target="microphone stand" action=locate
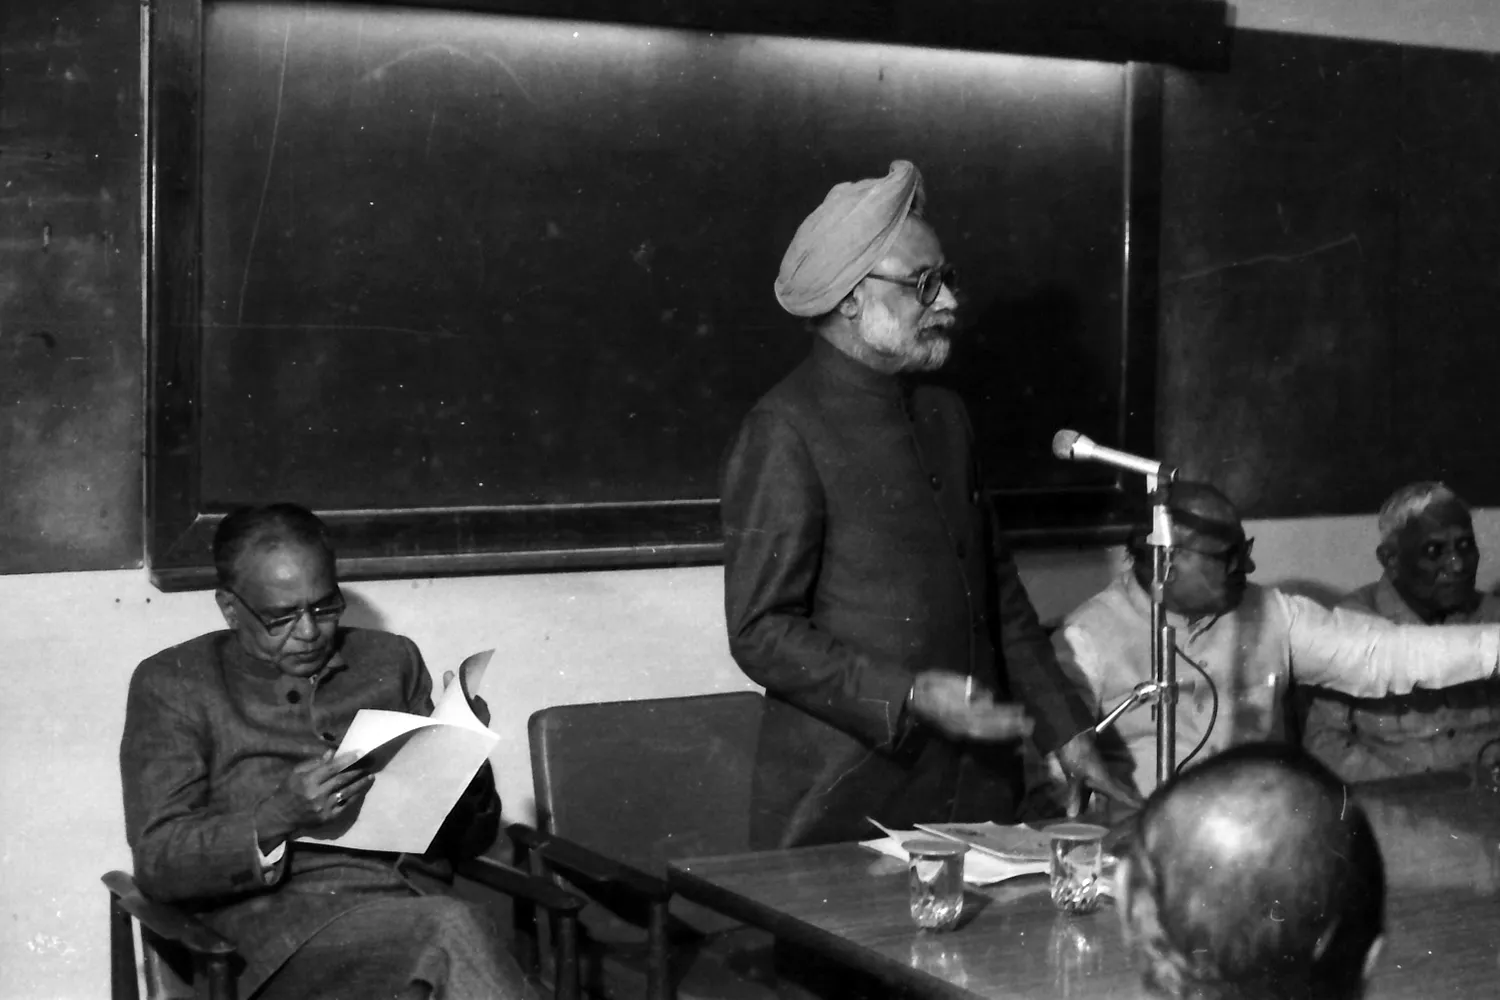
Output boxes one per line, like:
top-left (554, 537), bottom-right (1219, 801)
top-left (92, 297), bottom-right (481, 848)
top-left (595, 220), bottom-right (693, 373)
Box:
top-left (1088, 472), bottom-right (1179, 792)
top-left (1049, 429), bottom-right (1182, 804)
top-left (1146, 473), bottom-right (1178, 788)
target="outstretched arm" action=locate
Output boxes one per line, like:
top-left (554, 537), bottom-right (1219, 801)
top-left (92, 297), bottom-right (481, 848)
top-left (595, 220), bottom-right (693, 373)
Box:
top-left (1285, 593), bottom-right (1500, 697)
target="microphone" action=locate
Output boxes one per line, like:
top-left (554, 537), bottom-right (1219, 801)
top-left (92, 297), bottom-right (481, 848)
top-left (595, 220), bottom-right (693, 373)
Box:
top-left (1051, 429), bottom-right (1175, 480)
top-left (1094, 676), bottom-right (1200, 736)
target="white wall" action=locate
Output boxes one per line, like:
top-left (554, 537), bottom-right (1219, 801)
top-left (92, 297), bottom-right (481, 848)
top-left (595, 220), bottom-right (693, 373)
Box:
top-left (11, 510), bottom-right (1500, 998)
top-left (1236, 0), bottom-right (1500, 52)
top-left (12, 4), bottom-right (1500, 995)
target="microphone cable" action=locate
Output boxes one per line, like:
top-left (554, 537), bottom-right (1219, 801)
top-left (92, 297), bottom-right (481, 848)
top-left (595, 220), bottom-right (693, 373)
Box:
top-left (1172, 644), bottom-right (1219, 774)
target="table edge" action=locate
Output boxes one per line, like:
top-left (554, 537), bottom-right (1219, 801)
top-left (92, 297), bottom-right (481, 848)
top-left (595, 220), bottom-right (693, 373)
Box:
top-left (667, 855), bottom-right (983, 1000)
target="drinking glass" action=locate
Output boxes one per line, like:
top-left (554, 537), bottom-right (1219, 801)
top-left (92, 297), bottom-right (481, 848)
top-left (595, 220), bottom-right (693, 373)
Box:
top-left (905, 839), bottom-right (967, 930)
top-left (1048, 823), bottom-right (1108, 915)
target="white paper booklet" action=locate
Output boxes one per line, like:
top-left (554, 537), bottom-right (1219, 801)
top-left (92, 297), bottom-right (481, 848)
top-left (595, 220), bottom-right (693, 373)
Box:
top-left (295, 649), bottom-right (499, 854)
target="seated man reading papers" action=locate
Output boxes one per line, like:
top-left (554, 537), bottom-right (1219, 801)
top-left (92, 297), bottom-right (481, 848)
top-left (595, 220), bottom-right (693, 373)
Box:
top-left (1118, 743), bottom-right (1384, 1000)
top-left (1052, 481), bottom-right (1500, 795)
top-left (1302, 480), bottom-right (1500, 781)
top-left (120, 503), bottom-right (522, 1000)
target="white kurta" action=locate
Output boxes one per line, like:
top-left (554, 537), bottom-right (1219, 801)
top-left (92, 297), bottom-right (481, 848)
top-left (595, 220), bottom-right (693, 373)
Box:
top-left (1052, 572), bottom-right (1500, 793)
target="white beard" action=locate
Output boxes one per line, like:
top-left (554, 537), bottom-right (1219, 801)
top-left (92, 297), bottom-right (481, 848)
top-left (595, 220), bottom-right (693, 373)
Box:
top-left (856, 296), bottom-right (952, 373)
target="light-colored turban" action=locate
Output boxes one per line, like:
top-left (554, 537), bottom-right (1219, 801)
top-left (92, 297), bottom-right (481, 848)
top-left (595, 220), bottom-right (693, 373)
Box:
top-left (774, 160), bottom-right (926, 317)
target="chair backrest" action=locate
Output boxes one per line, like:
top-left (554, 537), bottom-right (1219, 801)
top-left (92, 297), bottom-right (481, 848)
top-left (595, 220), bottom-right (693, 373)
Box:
top-left (530, 692), bottom-right (763, 877)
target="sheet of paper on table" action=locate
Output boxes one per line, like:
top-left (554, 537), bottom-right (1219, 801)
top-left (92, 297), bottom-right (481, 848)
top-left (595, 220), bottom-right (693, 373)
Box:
top-left (913, 820), bottom-right (1054, 861)
top-left (859, 833), bottom-right (1050, 885)
top-left (860, 827), bottom-right (1117, 897)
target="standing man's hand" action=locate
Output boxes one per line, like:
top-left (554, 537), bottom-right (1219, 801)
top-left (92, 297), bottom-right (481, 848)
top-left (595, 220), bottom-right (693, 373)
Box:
top-left (1054, 731), bottom-right (1144, 811)
top-left (909, 671), bottom-right (1034, 742)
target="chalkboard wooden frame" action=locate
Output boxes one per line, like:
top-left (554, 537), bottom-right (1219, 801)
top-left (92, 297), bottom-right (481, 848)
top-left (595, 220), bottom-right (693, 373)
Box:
top-left (147, 0), bottom-right (1219, 591)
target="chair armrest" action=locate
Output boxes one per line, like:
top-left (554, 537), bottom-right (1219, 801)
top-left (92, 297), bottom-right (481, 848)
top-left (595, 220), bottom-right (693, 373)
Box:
top-left (507, 823), bottom-right (671, 902)
top-left (101, 871), bottom-right (236, 956)
top-left (454, 856), bottom-right (585, 915)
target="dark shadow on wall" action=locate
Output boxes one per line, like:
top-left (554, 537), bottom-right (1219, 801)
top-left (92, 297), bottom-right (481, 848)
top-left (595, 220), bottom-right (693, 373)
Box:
top-left (337, 587), bottom-right (390, 632)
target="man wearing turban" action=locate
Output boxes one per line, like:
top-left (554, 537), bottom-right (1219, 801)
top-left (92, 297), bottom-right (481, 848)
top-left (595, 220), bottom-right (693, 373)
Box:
top-left (721, 161), bottom-right (1136, 849)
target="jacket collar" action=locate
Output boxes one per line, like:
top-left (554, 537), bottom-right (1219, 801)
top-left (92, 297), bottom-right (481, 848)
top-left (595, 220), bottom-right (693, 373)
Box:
top-left (1371, 574), bottom-right (1486, 625)
top-left (1369, 576), bottom-right (1424, 624)
top-left (218, 628), bottom-right (350, 682)
top-left (810, 335), bottom-right (907, 402)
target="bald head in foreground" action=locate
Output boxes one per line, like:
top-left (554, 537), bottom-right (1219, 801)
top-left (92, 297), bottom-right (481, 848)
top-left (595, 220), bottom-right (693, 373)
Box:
top-left (1119, 743), bottom-right (1385, 1000)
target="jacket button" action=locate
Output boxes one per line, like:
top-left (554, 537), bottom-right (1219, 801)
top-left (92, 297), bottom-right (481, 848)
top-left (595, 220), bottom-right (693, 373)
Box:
top-left (955, 542), bottom-right (967, 559)
top-left (929, 475), bottom-right (941, 490)
top-left (286, 690), bottom-right (301, 704)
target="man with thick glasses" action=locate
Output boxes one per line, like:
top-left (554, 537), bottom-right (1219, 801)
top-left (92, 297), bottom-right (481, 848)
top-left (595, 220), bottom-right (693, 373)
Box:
top-left (1052, 481), bottom-right (1500, 796)
top-left (721, 160), bottom-right (1136, 851)
top-left (1302, 481), bottom-right (1500, 782)
top-left (120, 503), bottom-right (521, 1000)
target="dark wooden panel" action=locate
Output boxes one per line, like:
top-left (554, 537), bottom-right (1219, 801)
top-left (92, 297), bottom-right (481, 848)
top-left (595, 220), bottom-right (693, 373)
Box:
top-left (1395, 45), bottom-right (1500, 499)
top-left (0, 0), bottom-right (144, 573)
top-left (1157, 30), bottom-right (1402, 516)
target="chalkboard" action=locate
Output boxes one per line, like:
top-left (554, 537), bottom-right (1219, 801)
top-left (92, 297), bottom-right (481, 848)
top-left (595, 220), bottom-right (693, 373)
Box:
top-left (1156, 31), bottom-right (1500, 519)
top-left (148, 0), bottom-right (1224, 589)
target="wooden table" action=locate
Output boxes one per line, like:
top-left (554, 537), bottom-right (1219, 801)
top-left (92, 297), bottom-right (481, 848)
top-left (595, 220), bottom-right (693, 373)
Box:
top-left (668, 774), bottom-right (1500, 999)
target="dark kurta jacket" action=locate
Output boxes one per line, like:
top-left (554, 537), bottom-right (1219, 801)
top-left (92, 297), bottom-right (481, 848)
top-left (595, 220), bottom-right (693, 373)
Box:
top-left (120, 628), bottom-right (498, 996)
top-left (721, 337), bottom-right (1093, 847)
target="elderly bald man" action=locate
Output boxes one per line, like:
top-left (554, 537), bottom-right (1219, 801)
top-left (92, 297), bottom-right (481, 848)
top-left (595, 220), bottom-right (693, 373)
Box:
top-left (1303, 481), bottom-right (1500, 782)
top-left (1118, 743), bottom-right (1385, 1000)
top-left (720, 160), bottom-right (1134, 849)
top-left (1054, 480), bottom-right (1500, 796)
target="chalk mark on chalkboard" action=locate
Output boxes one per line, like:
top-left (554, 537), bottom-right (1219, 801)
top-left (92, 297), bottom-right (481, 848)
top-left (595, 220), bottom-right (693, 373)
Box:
top-left (1163, 233), bottom-right (1362, 287)
top-left (203, 322), bottom-right (464, 339)
top-left (360, 44), bottom-right (535, 107)
top-left (237, 20), bottom-right (291, 326)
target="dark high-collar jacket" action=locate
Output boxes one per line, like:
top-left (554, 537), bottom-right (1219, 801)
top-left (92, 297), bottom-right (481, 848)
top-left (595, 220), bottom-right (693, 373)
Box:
top-left (722, 336), bottom-right (1093, 847)
top-left (120, 628), bottom-right (498, 996)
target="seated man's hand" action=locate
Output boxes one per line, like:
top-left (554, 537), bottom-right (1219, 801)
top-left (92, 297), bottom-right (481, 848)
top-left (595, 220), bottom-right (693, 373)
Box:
top-left (256, 750), bottom-right (375, 846)
top-left (1054, 731), bottom-right (1145, 811)
top-left (910, 671), bottom-right (1035, 743)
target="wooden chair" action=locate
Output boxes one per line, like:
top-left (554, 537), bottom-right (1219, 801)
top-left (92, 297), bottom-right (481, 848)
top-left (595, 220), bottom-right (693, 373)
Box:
top-left (508, 692), bottom-right (778, 1000)
top-left (105, 855), bottom-right (585, 1000)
